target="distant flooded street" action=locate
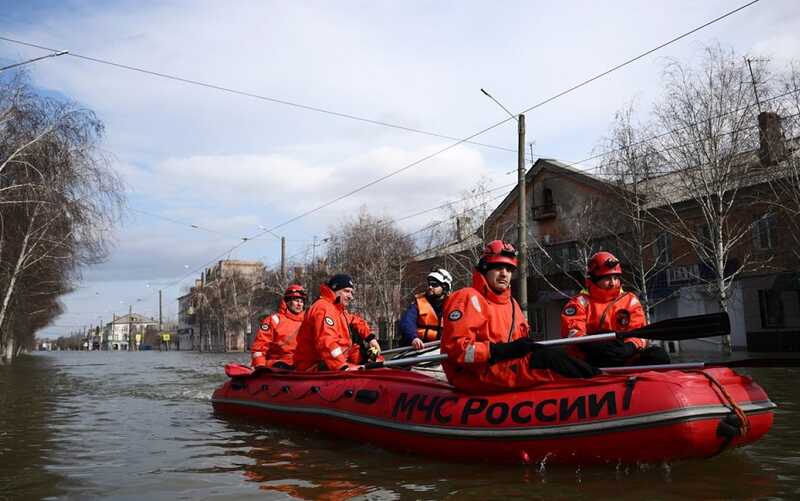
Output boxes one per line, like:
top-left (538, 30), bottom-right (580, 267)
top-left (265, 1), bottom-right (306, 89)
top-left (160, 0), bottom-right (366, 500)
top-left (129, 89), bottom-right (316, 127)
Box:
top-left (1, 351), bottom-right (799, 500)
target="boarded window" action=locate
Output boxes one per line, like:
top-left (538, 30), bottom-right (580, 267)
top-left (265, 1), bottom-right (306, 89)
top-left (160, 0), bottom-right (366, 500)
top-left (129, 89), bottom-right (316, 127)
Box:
top-left (758, 289), bottom-right (784, 328)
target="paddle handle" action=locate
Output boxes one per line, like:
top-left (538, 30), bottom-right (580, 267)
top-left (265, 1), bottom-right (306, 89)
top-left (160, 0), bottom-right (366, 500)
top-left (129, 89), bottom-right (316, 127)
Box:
top-left (381, 340), bottom-right (441, 356)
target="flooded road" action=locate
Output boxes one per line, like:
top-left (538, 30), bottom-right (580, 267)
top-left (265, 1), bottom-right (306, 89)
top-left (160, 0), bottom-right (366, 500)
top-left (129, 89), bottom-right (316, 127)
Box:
top-left (1, 351), bottom-right (798, 500)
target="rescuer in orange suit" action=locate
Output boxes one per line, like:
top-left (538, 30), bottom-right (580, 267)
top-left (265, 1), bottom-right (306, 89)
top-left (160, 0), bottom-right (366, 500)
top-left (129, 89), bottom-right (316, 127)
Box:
top-left (560, 251), bottom-right (671, 367)
top-left (251, 284), bottom-right (307, 370)
top-left (441, 240), bottom-right (598, 393)
top-left (293, 274), bottom-right (381, 371)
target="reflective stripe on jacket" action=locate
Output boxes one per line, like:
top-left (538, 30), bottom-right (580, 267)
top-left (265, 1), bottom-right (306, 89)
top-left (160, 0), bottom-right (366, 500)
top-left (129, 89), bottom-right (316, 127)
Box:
top-left (560, 281), bottom-right (647, 360)
top-left (293, 284), bottom-right (373, 371)
top-left (250, 299), bottom-right (304, 367)
top-left (440, 271), bottom-right (557, 393)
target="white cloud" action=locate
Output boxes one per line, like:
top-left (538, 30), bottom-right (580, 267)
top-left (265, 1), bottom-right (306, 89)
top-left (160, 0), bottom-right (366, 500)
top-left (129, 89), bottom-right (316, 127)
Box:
top-left (5, 0), bottom-right (799, 337)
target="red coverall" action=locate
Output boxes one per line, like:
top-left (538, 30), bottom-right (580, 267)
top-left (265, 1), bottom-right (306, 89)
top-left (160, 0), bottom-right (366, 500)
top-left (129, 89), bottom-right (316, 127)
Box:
top-left (441, 271), bottom-right (559, 393)
top-left (560, 281), bottom-right (647, 360)
top-left (293, 284), bottom-right (374, 371)
top-left (251, 299), bottom-right (304, 368)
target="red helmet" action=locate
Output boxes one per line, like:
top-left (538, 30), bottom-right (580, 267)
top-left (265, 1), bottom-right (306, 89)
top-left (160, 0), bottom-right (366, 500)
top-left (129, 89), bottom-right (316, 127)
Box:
top-left (284, 284), bottom-right (307, 301)
top-left (587, 251), bottom-right (622, 278)
top-left (479, 240), bottom-right (518, 269)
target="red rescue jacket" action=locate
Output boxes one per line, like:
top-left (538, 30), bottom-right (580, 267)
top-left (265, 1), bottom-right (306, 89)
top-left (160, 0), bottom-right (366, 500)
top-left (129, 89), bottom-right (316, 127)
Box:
top-left (293, 284), bottom-right (373, 371)
top-left (560, 280), bottom-right (647, 360)
top-left (251, 299), bottom-right (305, 368)
top-left (441, 271), bottom-right (558, 393)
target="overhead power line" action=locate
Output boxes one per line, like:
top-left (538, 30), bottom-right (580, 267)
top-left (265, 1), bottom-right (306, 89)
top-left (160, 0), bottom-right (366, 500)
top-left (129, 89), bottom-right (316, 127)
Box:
top-left (0, 35), bottom-right (527, 157)
top-left (12, 0), bottom-right (760, 312)
top-left (245, 0), bottom-right (761, 242)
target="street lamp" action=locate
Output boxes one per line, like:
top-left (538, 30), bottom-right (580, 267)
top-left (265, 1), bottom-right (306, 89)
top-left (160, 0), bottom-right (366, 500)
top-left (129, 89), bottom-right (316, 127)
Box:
top-left (0, 51), bottom-right (69, 72)
top-left (480, 88), bottom-right (528, 318)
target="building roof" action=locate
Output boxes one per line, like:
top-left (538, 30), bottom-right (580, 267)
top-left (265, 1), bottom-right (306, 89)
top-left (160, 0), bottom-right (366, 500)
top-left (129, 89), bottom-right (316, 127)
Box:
top-left (109, 313), bottom-right (157, 325)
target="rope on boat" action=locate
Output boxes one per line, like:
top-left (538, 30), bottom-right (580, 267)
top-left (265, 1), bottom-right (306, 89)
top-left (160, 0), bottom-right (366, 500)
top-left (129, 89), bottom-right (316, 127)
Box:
top-left (696, 370), bottom-right (751, 436)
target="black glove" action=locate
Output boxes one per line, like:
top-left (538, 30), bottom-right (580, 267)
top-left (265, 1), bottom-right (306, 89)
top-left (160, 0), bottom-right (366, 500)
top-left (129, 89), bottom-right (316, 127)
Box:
top-left (529, 347), bottom-right (599, 378)
top-left (581, 340), bottom-right (637, 367)
top-left (488, 338), bottom-right (535, 365)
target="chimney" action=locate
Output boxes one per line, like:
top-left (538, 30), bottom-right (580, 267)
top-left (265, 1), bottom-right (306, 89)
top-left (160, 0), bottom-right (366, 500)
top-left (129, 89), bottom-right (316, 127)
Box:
top-left (455, 216), bottom-right (471, 242)
top-left (758, 111), bottom-right (786, 166)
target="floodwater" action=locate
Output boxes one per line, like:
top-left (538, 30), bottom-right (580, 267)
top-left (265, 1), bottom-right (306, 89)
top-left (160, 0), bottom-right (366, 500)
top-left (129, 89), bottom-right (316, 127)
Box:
top-left (1, 351), bottom-right (798, 500)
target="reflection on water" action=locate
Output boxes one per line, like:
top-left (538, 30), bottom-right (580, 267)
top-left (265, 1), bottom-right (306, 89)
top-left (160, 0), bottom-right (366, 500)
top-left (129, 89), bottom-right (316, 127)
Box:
top-left (0, 352), bottom-right (798, 500)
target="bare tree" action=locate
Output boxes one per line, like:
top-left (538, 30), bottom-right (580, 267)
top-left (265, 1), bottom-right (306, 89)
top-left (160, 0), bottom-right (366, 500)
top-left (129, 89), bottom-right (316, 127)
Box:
top-left (194, 267), bottom-right (264, 352)
top-left (325, 208), bottom-right (414, 344)
top-left (765, 62), bottom-right (800, 263)
top-left (0, 72), bottom-right (124, 363)
top-left (647, 46), bottom-right (771, 351)
top-left (598, 103), bottom-right (682, 320)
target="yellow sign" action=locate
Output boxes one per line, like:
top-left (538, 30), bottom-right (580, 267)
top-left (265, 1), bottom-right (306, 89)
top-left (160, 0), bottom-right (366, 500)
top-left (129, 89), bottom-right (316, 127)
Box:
top-left (161, 333), bottom-right (171, 341)
top-left (135, 334), bottom-right (142, 342)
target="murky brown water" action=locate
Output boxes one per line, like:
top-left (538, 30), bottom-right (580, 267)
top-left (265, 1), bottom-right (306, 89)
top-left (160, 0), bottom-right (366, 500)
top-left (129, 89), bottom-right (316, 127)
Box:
top-left (1, 351), bottom-right (798, 500)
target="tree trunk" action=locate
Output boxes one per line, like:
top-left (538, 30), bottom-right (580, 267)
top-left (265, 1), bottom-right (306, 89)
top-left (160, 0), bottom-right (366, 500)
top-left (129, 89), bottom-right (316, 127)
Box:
top-left (0, 213), bottom-right (35, 363)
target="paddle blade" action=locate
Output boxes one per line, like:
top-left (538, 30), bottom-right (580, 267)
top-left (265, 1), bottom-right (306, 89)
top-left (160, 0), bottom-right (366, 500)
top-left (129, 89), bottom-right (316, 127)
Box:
top-left (706, 356), bottom-right (800, 369)
top-left (225, 363), bottom-right (254, 378)
top-left (622, 312), bottom-right (730, 342)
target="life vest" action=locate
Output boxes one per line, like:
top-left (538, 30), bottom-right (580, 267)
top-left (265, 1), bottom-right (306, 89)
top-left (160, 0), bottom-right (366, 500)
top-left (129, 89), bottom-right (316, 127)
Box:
top-left (415, 293), bottom-right (441, 341)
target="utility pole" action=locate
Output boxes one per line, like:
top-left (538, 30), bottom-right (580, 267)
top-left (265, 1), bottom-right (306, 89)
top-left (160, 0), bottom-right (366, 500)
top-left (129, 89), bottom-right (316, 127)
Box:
top-left (311, 235), bottom-right (317, 279)
top-left (517, 114), bottom-right (528, 318)
top-left (128, 304), bottom-right (133, 351)
top-left (158, 289), bottom-right (163, 331)
top-left (480, 88), bottom-right (528, 317)
top-left (280, 236), bottom-right (287, 282)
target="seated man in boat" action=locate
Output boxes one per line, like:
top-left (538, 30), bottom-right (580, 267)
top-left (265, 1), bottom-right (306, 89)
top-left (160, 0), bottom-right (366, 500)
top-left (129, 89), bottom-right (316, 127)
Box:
top-left (441, 240), bottom-right (598, 393)
top-left (293, 274), bottom-right (381, 371)
top-left (251, 284), bottom-right (307, 370)
top-left (560, 251), bottom-right (670, 367)
top-left (398, 268), bottom-right (453, 350)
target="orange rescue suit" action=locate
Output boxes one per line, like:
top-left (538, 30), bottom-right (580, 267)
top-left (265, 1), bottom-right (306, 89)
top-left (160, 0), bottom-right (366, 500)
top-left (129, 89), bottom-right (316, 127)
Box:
top-left (251, 299), bottom-right (304, 368)
top-left (560, 281), bottom-right (647, 360)
top-left (294, 284), bottom-right (373, 371)
top-left (441, 271), bottom-right (559, 393)
top-left (415, 293), bottom-right (441, 341)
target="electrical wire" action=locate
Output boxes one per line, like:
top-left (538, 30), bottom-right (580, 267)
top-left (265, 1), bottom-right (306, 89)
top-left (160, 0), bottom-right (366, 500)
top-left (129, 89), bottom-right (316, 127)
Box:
top-left (0, 35), bottom-right (528, 158)
top-left (10, 0), bottom-right (762, 319)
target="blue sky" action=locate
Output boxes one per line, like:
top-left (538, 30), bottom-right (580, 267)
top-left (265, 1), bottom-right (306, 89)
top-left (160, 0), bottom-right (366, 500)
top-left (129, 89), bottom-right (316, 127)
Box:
top-left (1, 0), bottom-right (798, 337)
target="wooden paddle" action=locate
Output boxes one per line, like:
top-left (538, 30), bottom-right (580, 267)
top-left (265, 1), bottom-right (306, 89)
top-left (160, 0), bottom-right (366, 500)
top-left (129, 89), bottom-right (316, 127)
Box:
top-left (364, 312), bottom-right (731, 370)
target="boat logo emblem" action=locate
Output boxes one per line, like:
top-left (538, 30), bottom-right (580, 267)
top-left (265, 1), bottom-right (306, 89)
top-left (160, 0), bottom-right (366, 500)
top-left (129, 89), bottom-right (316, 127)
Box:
top-left (563, 306), bottom-right (576, 316)
top-left (324, 316), bottom-right (335, 326)
top-left (260, 322), bottom-right (270, 330)
top-left (448, 310), bottom-right (462, 321)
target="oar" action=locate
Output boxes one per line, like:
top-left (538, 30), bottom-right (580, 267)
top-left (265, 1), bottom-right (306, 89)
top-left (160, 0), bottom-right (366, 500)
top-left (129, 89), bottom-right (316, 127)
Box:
top-left (364, 312), bottom-right (731, 370)
top-left (601, 356), bottom-right (800, 373)
top-left (381, 341), bottom-right (440, 357)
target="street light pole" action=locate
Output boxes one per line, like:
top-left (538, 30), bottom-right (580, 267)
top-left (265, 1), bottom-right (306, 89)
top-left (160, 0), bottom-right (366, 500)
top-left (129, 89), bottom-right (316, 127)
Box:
top-left (517, 114), bottom-right (528, 318)
top-left (480, 89), bottom-right (528, 318)
top-left (0, 51), bottom-right (69, 72)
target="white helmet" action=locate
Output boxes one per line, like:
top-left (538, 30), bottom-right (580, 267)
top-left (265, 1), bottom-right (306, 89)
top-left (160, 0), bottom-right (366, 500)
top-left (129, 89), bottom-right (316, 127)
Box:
top-left (427, 268), bottom-right (453, 291)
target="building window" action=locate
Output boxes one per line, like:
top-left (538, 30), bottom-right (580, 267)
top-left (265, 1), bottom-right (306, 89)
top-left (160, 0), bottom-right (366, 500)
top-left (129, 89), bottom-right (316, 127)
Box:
top-left (543, 188), bottom-right (553, 207)
top-left (758, 289), bottom-right (784, 328)
top-left (653, 232), bottom-right (672, 264)
top-left (752, 214), bottom-right (776, 251)
top-left (530, 307), bottom-right (546, 340)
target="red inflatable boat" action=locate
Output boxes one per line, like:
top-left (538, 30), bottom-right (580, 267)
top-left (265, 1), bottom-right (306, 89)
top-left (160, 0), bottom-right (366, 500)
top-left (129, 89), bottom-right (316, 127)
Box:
top-left (211, 365), bottom-right (775, 465)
